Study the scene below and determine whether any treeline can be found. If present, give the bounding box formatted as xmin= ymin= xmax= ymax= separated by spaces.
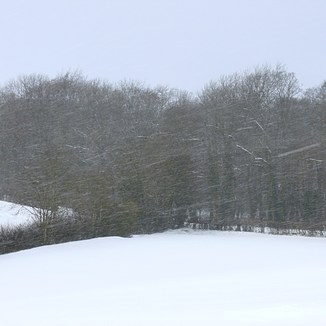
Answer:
xmin=0 ymin=65 xmax=325 ymax=251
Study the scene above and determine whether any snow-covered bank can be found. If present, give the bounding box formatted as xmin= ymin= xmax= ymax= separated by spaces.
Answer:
xmin=0 ymin=200 xmax=34 ymax=227
xmin=1 ymin=230 xmax=326 ymax=326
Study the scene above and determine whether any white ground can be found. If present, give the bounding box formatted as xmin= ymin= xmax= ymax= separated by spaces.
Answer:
xmin=1 ymin=230 xmax=326 ymax=326
xmin=0 ymin=200 xmax=34 ymax=227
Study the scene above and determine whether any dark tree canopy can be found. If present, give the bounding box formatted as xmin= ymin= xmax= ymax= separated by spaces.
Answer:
xmin=0 ymin=66 xmax=325 ymax=253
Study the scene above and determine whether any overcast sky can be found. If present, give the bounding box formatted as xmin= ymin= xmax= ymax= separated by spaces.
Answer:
xmin=1 ymin=0 xmax=325 ymax=92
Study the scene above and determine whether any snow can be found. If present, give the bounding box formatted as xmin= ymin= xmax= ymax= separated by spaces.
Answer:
xmin=1 ymin=230 xmax=326 ymax=326
xmin=277 ymin=143 xmax=320 ymax=158
xmin=0 ymin=200 xmax=34 ymax=228
xmin=0 ymin=201 xmax=74 ymax=228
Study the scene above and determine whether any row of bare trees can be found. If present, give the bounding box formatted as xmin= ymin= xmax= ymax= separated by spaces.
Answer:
xmin=0 ymin=65 xmax=325 ymax=249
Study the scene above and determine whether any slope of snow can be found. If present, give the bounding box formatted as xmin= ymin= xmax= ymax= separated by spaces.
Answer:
xmin=0 ymin=200 xmax=34 ymax=228
xmin=1 ymin=230 xmax=326 ymax=326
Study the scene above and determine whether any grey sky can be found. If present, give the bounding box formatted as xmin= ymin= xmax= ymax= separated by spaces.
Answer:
xmin=1 ymin=0 xmax=325 ymax=92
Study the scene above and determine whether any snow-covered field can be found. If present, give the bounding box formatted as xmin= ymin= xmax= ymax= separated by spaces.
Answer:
xmin=0 ymin=200 xmax=34 ymax=227
xmin=1 ymin=230 xmax=326 ymax=326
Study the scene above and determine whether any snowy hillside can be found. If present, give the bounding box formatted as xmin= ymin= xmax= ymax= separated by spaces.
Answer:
xmin=0 ymin=200 xmax=34 ymax=227
xmin=1 ymin=230 xmax=326 ymax=326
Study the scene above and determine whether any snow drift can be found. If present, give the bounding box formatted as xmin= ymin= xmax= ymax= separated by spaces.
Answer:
xmin=1 ymin=230 xmax=326 ymax=326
